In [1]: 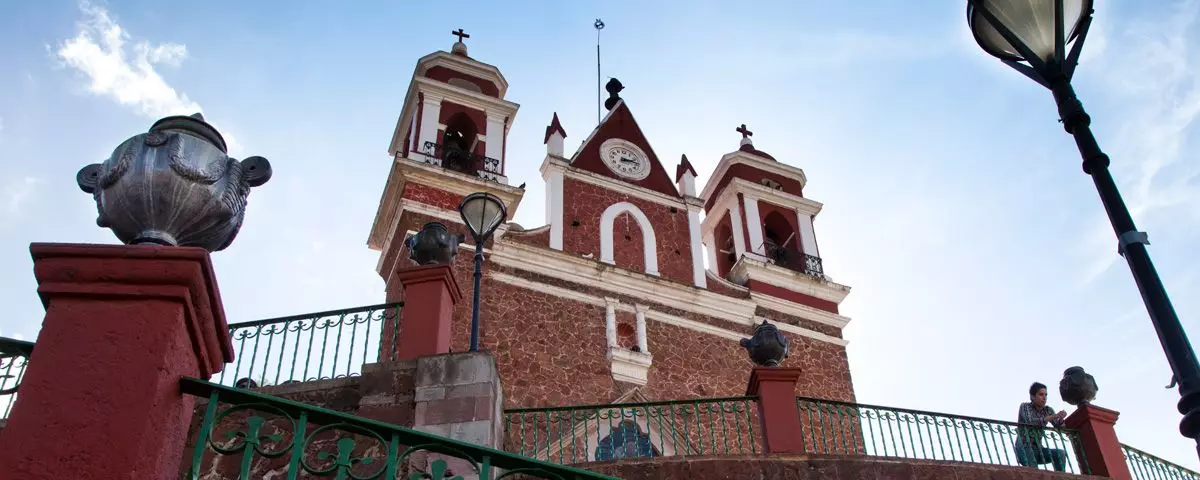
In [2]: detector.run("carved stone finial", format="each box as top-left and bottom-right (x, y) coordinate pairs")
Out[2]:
(1059, 366), (1099, 406)
(76, 113), (272, 251)
(407, 222), (465, 266)
(739, 320), (790, 367)
(604, 78), (624, 111)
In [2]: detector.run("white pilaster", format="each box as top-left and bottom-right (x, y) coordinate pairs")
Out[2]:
(604, 297), (619, 348)
(678, 173), (696, 197)
(418, 94), (443, 160)
(797, 211), (819, 256)
(703, 231), (718, 271)
(634, 304), (649, 353)
(485, 113), (505, 162)
(546, 133), (565, 157)
(743, 195), (765, 255)
(687, 204), (707, 288)
(728, 204), (746, 258)
(545, 169), (564, 250)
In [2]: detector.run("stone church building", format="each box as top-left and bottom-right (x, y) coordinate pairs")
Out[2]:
(368, 35), (856, 411)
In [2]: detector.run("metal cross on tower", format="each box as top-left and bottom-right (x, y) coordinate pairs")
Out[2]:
(736, 124), (753, 139)
(452, 28), (470, 42)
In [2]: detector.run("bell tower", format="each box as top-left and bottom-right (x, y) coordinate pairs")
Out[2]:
(699, 125), (849, 314)
(368, 30), (525, 300)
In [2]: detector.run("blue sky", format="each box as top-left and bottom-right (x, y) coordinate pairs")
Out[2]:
(2, 0), (1199, 469)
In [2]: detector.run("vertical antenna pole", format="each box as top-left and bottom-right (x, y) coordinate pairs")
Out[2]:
(594, 19), (605, 124)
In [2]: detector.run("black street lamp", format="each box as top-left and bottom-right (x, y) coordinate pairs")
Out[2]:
(458, 192), (507, 352)
(968, 0), (1200, 457)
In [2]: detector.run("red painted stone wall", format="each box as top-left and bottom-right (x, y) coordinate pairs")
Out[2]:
(560, 178), (694, 284)
(424, 65), (500, 97)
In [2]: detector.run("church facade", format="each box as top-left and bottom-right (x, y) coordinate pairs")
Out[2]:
(367, 36), (856, 411)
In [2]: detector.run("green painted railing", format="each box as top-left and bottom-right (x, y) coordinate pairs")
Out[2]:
(503, 397), (759, 464)
(182, 377), (616, 480)
(796, 397), (1091, 474)
(1124, 443), (1200, 479)
(216, 303), (402, 388)
(0, 337), (33, 420)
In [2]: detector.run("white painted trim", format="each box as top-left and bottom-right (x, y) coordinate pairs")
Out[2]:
(545, 169), (564, 250)
(727, 256), (851, 304)
(608, 347), (652, 385)
(678, 172), (697, 197)
(686, 205), (706, 288)
(599, 202), (659, 276)
(485, 114), (505, 162)
(634, 304), (649, 353)
(728, 202), (746, 257)
(729, 178), (823, 217)
(743, 195), (765, 255)
(415, 51), (510, 97)
(546, 132), (565, 157)
(417, 96), (442, 157)
(605, 297), (619, 347)
(753, 316), (847, 346)
(706, 270), (750, 292)
(750, 292), (850, 329)
(489, 265), (846, 346)
(797, 211), (819, 256)
(539, 157), (685, 209)
(698, 150), (810, 202)
(702, 231), (718, 273)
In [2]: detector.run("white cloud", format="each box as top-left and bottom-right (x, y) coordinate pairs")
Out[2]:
(53, 1), (201, 118)
(1078, 0), (1200, 284)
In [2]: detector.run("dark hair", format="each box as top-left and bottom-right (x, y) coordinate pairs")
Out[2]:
(1029, 382), (1047, 397)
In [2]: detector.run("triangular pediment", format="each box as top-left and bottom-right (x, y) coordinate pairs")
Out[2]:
(568, 101), (681, 198)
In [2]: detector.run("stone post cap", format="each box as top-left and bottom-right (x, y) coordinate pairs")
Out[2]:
(30, 242), (234, 376)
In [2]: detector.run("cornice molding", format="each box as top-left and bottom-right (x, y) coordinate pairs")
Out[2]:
(699, 150), (810, 202)
(728, 256), (851, 305)
(489, 242), (847, 346)
(539, 157), (685, 209)
(415, 51), (510, 97)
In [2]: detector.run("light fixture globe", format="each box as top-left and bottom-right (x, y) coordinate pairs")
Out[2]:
(968, 0), (1091, 63)
(458, 192), (507, 241)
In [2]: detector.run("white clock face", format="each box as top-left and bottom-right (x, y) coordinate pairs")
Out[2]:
(599, 139), (650, 180)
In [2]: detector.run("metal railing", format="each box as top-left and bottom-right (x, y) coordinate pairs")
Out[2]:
(182, 377), (616, 480)
(796, 397), (1090, 474)
(1124, 443), (1200, 479)
(417, 141), (503, 182)
(0, 337), (33, 420)
(503, 397), (759, 465)
(763, 244), (824, 278)
(215, 303), (402, 388)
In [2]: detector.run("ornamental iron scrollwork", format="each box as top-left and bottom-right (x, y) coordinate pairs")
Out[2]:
(185, 378), (614, 480)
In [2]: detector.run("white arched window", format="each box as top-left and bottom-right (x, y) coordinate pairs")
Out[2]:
(599, 202), (659, 276)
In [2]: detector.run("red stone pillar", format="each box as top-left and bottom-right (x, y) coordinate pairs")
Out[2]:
(0, 243), (233, 480)
(747, 367), (806, 455)
(1065, 404), (1133, 479)
(392, 264), (462, 361)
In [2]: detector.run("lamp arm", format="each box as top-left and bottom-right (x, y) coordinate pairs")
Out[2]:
(1063, 13), (1094, 80)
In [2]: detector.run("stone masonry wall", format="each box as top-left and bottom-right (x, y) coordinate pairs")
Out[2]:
(560, 178), (695, 284)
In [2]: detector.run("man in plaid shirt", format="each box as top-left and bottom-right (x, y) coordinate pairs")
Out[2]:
(1016, 382), (1068, 471)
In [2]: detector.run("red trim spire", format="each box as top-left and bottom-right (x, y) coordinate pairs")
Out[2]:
(675, 154), (697, 182)
(543, 112), (567, 144)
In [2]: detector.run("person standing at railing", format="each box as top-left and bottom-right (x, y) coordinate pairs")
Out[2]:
(1016, 382), (1069, 472)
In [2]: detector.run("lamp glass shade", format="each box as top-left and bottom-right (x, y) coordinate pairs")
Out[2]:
(459, 192), (507, 239)
(969, 0), (1090, 62)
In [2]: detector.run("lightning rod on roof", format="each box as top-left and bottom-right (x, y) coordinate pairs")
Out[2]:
(595, 18), (605, 124)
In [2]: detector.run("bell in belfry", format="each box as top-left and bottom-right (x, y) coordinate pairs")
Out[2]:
(740, 320), (790, 367)
(76, 113), (272, 251)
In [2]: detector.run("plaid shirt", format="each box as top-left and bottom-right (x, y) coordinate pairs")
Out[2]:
(1016, 402), (1064, 446)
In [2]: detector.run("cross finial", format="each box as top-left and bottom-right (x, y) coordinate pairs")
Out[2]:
(736, 124), (753, 139)
(452, 29), (470, 42)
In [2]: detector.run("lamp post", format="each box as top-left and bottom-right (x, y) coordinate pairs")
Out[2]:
(458, 192), (508, 352)
(967, 0), (1200, 457)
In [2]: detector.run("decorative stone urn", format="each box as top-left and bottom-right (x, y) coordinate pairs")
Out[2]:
(740, 320), (790, 367)
(407, 222), (465, 266)
(1060, 366), (1099, 406)
(76, 113), (272, 251)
